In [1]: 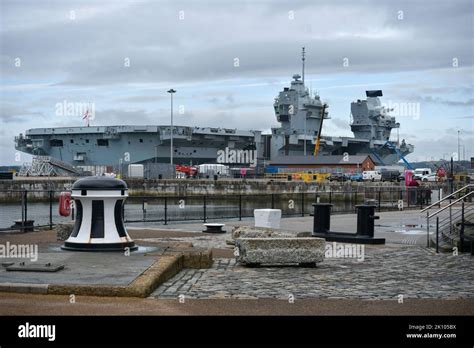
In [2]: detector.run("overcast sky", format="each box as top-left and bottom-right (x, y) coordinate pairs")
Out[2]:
(1, 0), (473, 165)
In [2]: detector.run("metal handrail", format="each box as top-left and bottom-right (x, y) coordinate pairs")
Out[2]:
(428, 191), (474, 219)
(420, 184), (473, 213)
(438, 209), (474, 230)
(438, 209), (474, 231)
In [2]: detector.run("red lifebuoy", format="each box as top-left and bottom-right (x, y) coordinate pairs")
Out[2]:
(59, 192), (71, 216)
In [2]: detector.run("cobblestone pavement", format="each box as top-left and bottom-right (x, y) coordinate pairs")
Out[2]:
(152, 245), (474, 300)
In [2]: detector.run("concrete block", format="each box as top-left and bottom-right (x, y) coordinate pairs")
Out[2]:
(254, 209), (282, 229)
(235, 237), (325, 266)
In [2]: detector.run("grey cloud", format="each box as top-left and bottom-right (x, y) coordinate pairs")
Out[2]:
(0, 0), (473, 164)
(0, 103), (45, 123)
(1, 0), (473, 86)
(445, 127), (474, 136)
(452, 115), (474, 119)
(410, 134), (474, 161)
(330, 118), (349, 130)
(415, 96), (474, 107)
(115, 95), (167, 103)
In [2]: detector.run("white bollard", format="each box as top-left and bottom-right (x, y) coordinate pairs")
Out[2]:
(254, 209), (282, 229)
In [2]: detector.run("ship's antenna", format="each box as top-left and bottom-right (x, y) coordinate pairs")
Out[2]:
(301, 47), (306, 85)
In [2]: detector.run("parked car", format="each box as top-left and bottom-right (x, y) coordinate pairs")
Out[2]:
(421, 173), (438, 182)
(328, 172), (347, 182)
(362, 170), (382, 181)
(413, 168), (432, 180)
(349, 173), (363, 182)
(381, 170), (401, 182)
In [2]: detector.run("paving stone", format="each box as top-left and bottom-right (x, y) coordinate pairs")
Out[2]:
(151, 245), (474, 300)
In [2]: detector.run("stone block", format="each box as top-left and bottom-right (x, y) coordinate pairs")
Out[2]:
(232, 226), (310, 240)
(233, 226), (292, 239)
(235, 237), (325, 266)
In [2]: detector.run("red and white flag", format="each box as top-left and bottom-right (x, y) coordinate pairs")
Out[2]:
(83, 109), (90, 126)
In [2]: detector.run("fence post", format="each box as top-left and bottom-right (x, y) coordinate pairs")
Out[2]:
(407, 188), (410, 208)
(164, 197), (168, 225)
(24, 189), (28, 224)
(301, 192), (305, 217)
(378, 190), (381, 212)
(239, 195), (242, 221)
(21, 189), (25, 226)
(49, 190), (53, 230)
(329, 191), (332, 204)
(426, 211), (430, 248)
(203, 195), (207, 223)
(271, 194), (275, 209)
(436, 216), (439, 253)
(420, 189), (423, 209)
(460, 202), (465, 251)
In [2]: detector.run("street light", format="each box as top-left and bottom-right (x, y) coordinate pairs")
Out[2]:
(167, 89), (176, 168)
(457, 130), (461, 163)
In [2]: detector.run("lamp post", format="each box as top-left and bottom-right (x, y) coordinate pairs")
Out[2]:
(167, 89), (176, 168)
(457, 130), (460, 163)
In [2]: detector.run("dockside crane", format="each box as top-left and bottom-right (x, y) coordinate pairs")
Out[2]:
(381, 140), (413, 170)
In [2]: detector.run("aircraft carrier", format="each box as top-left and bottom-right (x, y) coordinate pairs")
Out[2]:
(14, 58), (414, 172)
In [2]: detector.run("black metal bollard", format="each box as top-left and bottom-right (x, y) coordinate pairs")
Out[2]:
(355, 204), (379, 237)
(312, 203), (332, 235)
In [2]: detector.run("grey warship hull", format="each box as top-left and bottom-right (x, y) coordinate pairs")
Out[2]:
(15, 125), (261, 167)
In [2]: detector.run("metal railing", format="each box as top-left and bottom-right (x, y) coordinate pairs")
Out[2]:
(420, 184), (473, 213)
(0, 187), (431, 231)
(422, 186), (474, 252)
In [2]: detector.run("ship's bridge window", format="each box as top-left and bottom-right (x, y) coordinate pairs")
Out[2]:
(50, 139), (63, 147)
(97, 139), (109, 146)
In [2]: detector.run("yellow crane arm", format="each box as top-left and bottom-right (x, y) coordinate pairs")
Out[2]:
(313, 103), (327, 157)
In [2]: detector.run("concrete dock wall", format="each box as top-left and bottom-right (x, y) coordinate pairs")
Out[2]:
(0, 177), (450, 202)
